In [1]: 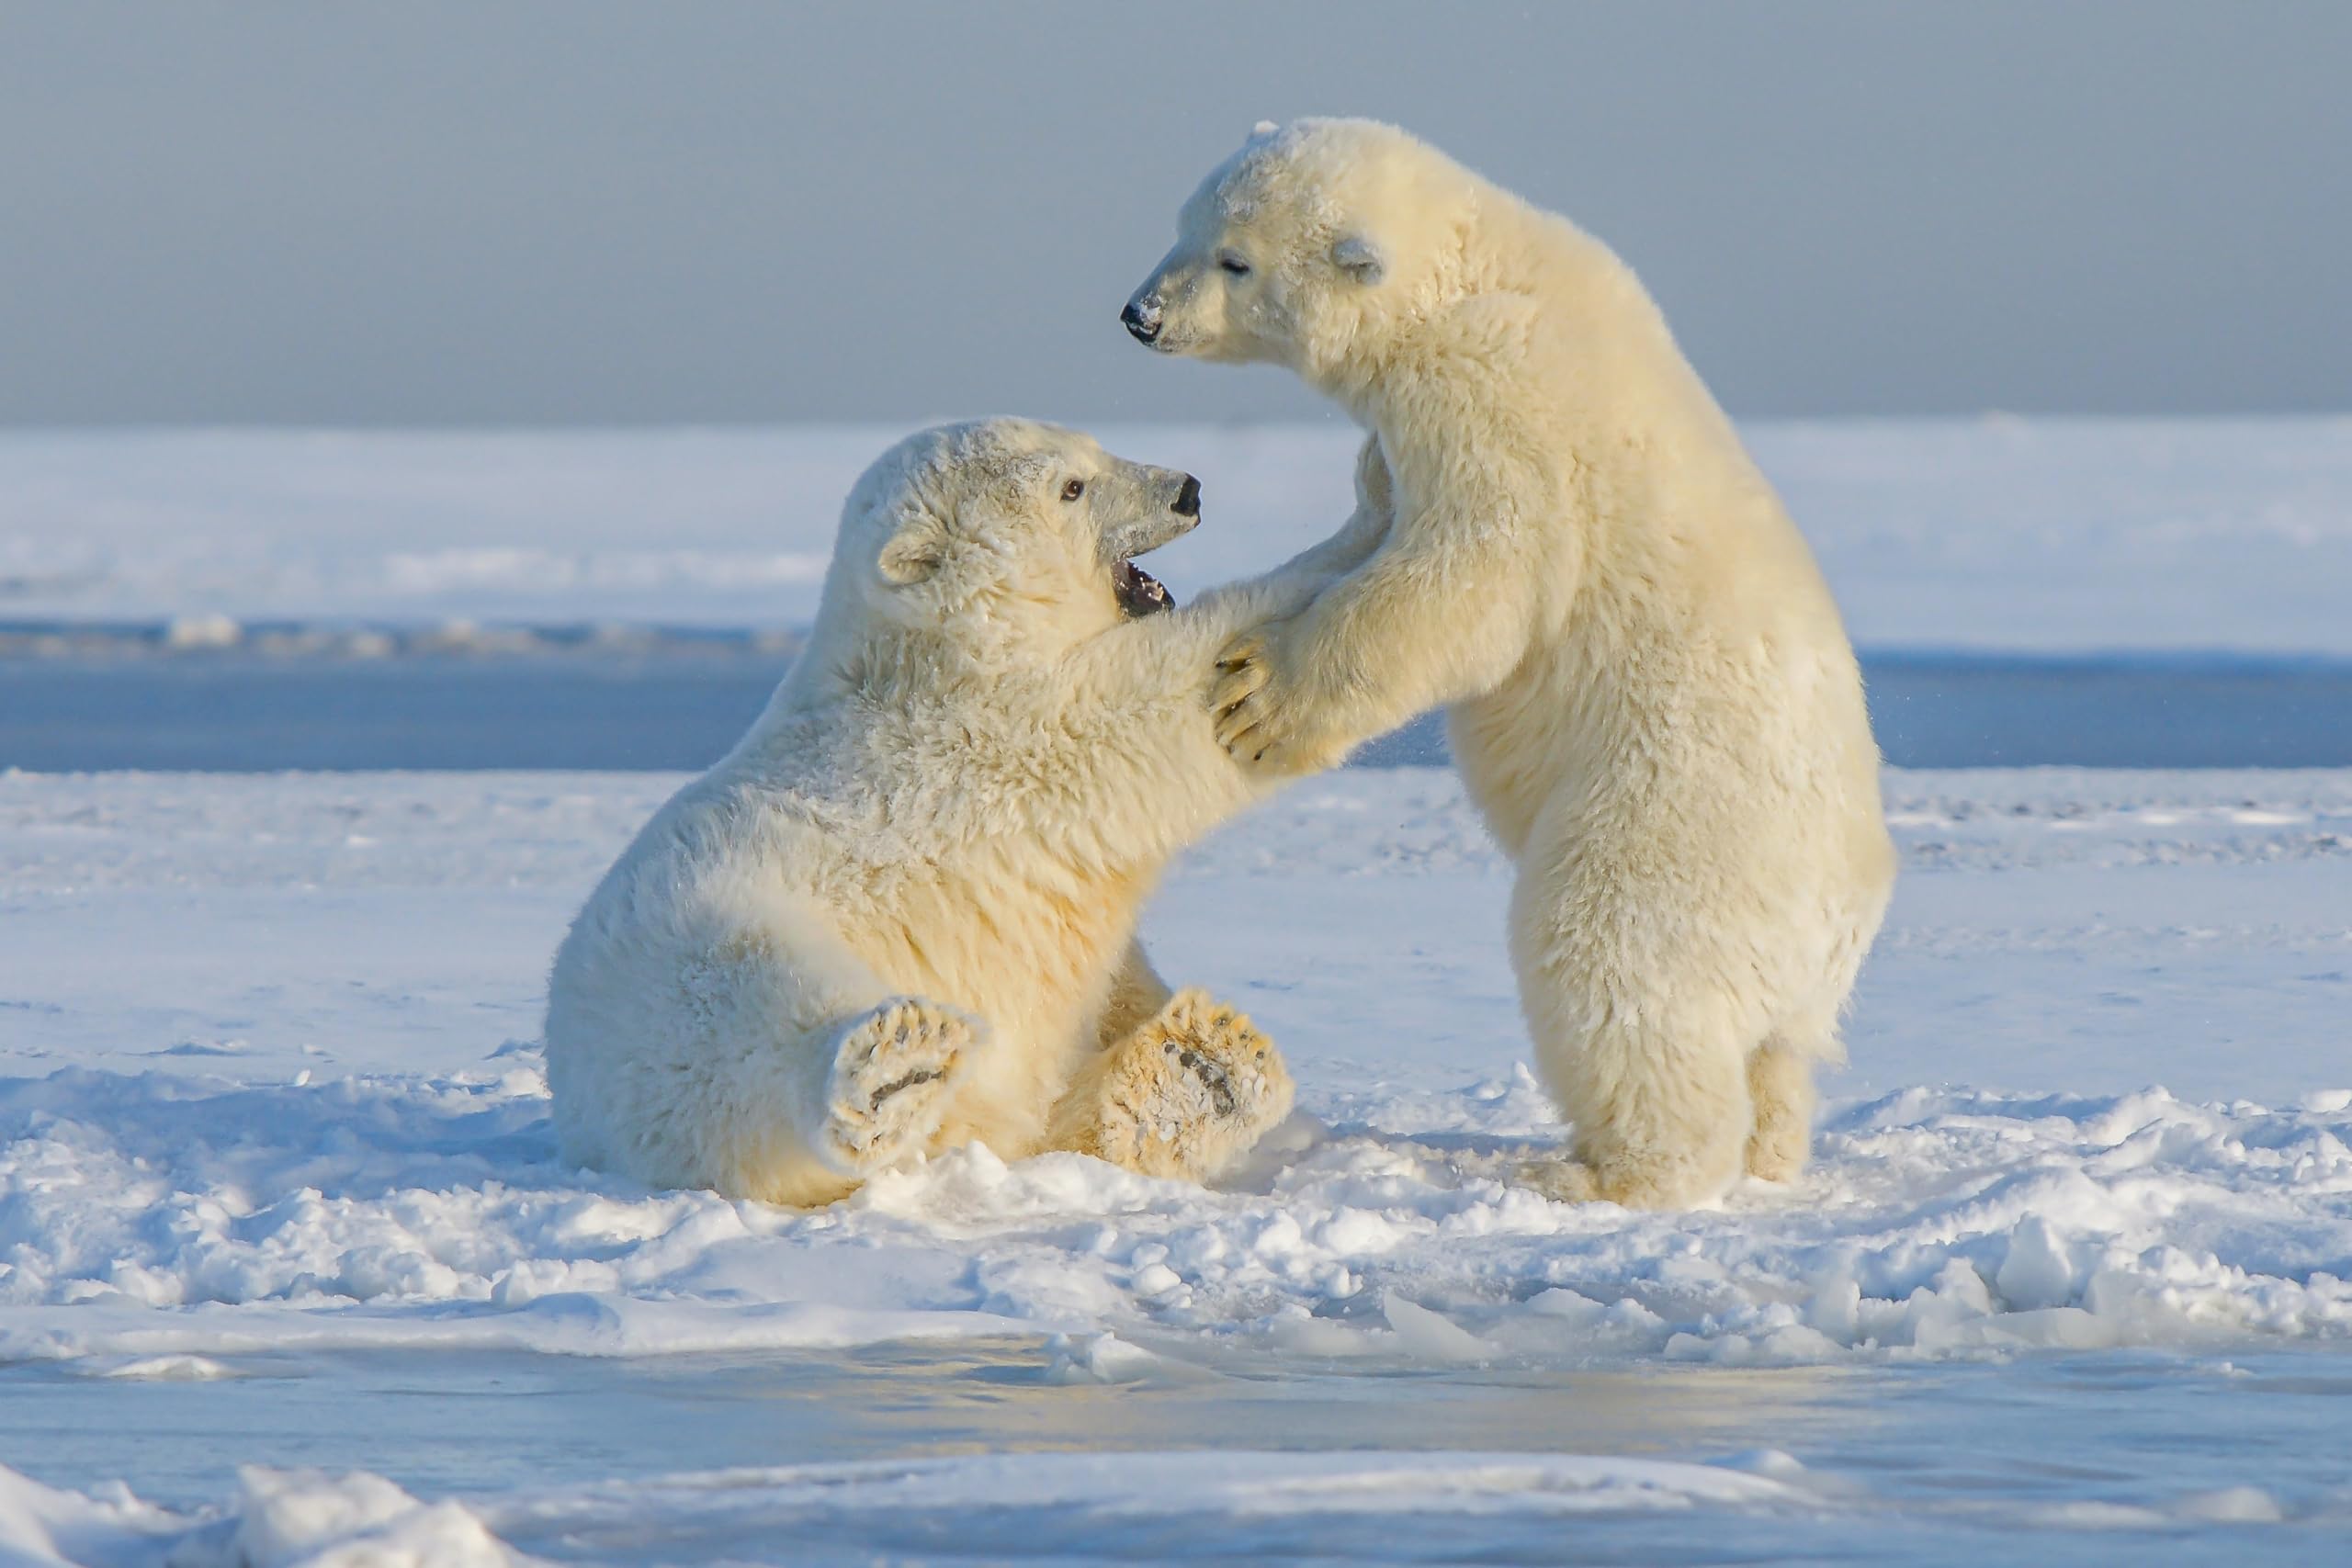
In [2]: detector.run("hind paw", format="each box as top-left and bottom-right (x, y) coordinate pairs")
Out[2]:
(1518, 1148), (1734, 1210)
(1518, 1156), (1602, 1204)
(817, 998), (975, 1175)
(1094, 989), (1293, 1181)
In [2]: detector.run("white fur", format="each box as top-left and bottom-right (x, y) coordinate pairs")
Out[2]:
(1130, 119), (1898, 1207)
(544, 420), (1326, 1204)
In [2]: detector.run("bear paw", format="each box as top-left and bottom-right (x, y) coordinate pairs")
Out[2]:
(1095, 989), (1294, 1182)
(1744, 1057), (1815, 1184)
(1518, 1149), (1734, 1210)
(1743, 1121), (1810, 1184)
(1517, 1156), (1602, 1204)
(1211, 629), (1342, 775)
(817, 998), (976, 1176)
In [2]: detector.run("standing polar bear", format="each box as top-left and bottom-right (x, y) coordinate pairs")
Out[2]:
(1124, 119), (1895, 1208)
(546, 420), (1349, 1206)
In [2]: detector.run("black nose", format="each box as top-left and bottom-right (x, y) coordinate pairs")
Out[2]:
(1172, 475), (1200, 517)
(1121, 301), (1160, 344)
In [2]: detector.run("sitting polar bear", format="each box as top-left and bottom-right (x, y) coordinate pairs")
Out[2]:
(1123, 119), (1896, 1208)
(546, 420), (1358, 1205)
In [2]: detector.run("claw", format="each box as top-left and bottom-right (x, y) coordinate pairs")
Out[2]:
(1209, 665), (1268, 718)
(1217, 715), (1264, 752)
(1215, 633), (1265, 672)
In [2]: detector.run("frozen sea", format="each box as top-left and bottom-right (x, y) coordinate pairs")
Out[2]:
(2, 422), (2349, 1564)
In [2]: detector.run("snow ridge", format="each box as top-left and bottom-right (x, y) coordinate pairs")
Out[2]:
(3, 1061), (2345, 1371)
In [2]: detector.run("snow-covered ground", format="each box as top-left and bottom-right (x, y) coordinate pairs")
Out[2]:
(3, 765), (2348, 1562)
(6, 419), (2352, 654)
(5, 417), (2350, 1562)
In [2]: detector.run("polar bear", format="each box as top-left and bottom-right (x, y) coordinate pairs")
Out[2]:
(545, 420), (1345, 1205)
(1122, 119), (1896, 1208)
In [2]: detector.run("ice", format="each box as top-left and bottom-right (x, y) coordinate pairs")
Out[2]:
(91, 1356), (236, 1382)
(6, 1437), (2348, 1564)
(187, 1468), (515, 1568)
(0, 1451), (1813, 1567)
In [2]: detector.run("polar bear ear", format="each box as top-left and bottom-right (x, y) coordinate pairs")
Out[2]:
(1331, 233), (1385, 286)
(876, 504), (948, 585)
(1250, 119), (1279, 138)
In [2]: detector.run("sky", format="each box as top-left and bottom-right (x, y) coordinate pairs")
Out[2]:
(1, 1), (2346, 427)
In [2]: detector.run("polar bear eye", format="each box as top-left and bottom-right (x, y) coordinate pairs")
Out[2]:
(1060, 479), (1085, 502)
(1218, 254), (1252, 277)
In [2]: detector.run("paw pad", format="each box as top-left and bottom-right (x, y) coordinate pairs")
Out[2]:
(818, 998), (973, 1176)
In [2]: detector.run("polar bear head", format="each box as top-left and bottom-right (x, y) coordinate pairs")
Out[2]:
(818, 419), (1201, 660)
(1121, 118), (1474, 383)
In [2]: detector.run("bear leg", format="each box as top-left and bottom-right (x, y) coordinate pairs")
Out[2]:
(1510, 834), (1770, 1208)
(1511, 964), (1754, 1208)
(1520, 1043), (1751, 1209)
(1744, 1038), (1818, 1183)
(814, 998), (979, 1176)
(1056, 989), (1294, 1182)
(1096, 939), (1175, 1049)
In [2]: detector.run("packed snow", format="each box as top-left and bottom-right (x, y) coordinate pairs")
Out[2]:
(5, 419), (2351, 654)
(3, 763), (2349, 1560)
(3, 766), (2347, 1375)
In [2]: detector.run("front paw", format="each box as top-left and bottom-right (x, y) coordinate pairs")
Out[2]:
(1209, 631), (1272, 744)
(1210, 631), (1339, 774)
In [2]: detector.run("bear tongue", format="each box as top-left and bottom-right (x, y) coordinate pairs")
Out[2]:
(1114, 560), (1174, 617)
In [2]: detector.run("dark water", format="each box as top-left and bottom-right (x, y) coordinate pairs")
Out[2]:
(4, 651), (2350, 772)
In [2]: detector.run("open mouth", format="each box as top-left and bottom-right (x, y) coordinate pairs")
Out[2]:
(1113, 558), (1173, 617)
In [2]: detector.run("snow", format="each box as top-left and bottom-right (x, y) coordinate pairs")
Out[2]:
(0, 1462), (511, 1568)
(6, 415), (2352, 1560)
(3, 1421), (2348, 1565)
(1, 960), (2346, 1373)
(6, 419), (2352, 654)
(0, 1451), (1818, 1567)
(2, 767), (2346, 1371)
(3, 763), (2349, 1559)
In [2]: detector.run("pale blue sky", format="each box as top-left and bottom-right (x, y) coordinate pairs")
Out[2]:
(2, 1), (2345, 424)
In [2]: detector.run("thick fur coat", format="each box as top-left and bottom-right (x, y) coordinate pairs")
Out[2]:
(544, 421), (1365, 1203)
(1126, 119), (1897, 1207)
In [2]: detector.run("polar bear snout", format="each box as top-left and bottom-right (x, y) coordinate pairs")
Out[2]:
(1120, 294), (1164, 345)
(1099, 466), (1201, 619)
(1099, 469), (1201, 566)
